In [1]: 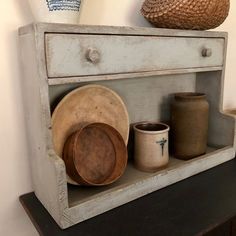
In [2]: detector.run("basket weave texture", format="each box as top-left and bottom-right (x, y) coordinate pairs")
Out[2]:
(141, 0), (230, 30)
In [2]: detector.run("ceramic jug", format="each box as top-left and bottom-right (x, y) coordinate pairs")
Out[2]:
(134, 122), (169, 172)
(28, 0), (83, 24)
(171, 93), (209, 159)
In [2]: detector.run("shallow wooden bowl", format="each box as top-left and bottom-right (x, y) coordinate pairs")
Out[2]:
(63, 123), (128, 186)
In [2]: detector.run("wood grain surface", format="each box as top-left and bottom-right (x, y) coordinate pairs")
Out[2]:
(63, 123), (128, 186)
(52, 84), (129, 155)
(52, 85), (129, 184)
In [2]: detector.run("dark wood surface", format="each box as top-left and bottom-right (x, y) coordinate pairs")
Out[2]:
(20, 158), (236, 236)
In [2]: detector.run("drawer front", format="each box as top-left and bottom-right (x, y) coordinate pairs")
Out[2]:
(45, 34), (224, 78)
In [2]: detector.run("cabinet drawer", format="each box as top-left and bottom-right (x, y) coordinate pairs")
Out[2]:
(45, 34), (224, 78)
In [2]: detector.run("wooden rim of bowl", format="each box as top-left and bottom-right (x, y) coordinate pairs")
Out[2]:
(174, 92), (206, 100)
(63, 123), (128, 186)
(134, 122), (170, 134)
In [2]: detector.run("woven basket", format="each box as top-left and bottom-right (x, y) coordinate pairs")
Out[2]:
(141, 0), (230, 30)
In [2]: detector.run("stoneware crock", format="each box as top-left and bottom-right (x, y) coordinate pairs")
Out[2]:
(28, 0), (83, 24)
(63, 122), (128, 186)
(171, 92), (209, 159)
(134, 122), (169, 172)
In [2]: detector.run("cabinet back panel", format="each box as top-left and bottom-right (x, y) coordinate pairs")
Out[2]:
(49, 73), (196, 124)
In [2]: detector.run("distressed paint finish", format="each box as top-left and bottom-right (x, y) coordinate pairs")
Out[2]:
(19, 33), (69, 228)
(66, 147), (235, 224)
(19, 23), (228, 38)
(196, 71), (236, 149)
(47, 67), (223, 85)
(49, 74), (196, 123)
(45, 34), (224, 78)
(19, 23), (236, 229)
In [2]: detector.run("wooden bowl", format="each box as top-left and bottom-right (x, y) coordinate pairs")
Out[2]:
(52, 84), (129, 185)
(63, 123), (128, 186)
(52, 85), (129, 158)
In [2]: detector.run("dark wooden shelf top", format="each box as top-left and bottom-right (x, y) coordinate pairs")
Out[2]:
(20, 158), (236, 236)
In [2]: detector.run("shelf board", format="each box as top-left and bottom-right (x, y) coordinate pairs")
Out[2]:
(68, 146), (234, 209)
(19, 158), (236, 236)
(48, 67), (223, 86)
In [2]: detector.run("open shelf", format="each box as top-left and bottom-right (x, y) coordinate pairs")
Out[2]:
(68, 146), (235, 208)
(48, 71), (236, 227)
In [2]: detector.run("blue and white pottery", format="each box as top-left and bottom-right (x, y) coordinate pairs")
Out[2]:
(28, 0), (83, 24)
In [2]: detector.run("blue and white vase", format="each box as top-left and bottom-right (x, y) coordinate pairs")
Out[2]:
(28, 0), (83, 24)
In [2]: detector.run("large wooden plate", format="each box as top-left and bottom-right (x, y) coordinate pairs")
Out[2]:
(52, 85), (129, 184)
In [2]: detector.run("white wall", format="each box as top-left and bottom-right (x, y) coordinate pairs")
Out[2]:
(217, 1), (236, 108)
(0, 1), (37, 235)
(0, 1), (235, 235)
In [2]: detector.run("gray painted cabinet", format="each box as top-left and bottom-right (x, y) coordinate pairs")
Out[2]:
(19, 23), (236, 229)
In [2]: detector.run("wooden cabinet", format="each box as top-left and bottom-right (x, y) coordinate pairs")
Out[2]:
(19, 23), (236, 229)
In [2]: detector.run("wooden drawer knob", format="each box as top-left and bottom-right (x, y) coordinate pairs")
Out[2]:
(86, 48), (101, 64)
(202, 48), (212, 57)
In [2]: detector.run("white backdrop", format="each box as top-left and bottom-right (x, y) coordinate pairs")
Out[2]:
(0, 0), (235, 235)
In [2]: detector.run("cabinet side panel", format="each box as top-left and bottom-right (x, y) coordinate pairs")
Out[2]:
(19, 33), (69, 228)
(196, 71), (236, 148)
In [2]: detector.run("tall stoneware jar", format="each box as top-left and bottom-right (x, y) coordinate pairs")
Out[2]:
(171, 93), (209, 160)
(28, 0), (83, 24)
